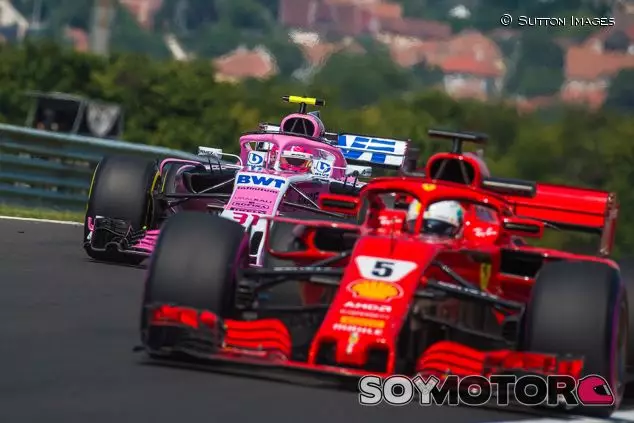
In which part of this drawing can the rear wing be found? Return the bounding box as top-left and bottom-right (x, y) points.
(482, 177), (618, 256)
(258, 124), (413, 170)
(336, 133), (410, 169)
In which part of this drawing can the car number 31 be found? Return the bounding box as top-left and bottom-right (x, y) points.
(355, 256), (418, 282)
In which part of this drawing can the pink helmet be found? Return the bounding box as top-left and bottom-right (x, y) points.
(277, 145), (313, 172)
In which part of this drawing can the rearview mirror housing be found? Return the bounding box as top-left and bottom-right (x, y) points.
(318, 193), (360, 216)
(345, 165), (372, 177)
(502, 217), (544, 238)
(198, 146), (222, 157)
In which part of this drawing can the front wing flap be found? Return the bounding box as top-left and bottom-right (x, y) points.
(85, 217), (157, 257)
(417, 340), (584, 380)
(141, 305), (584, 382)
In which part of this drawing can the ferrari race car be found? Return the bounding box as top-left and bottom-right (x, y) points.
(83, 95), (416, 266)
(138, 129), (627, 418)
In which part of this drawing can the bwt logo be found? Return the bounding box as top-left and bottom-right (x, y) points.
(236, 174), (285, 189)
(338, 135), (397, 163)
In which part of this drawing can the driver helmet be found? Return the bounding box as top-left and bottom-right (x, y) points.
(278, 145), (313, 172)
(407, 200), (464, 237)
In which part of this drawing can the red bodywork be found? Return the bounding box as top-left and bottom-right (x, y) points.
(145, 145), (618, 384)
(151, 160), (616, 384)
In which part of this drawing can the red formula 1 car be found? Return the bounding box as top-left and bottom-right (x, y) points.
(138, 130), (627, 418)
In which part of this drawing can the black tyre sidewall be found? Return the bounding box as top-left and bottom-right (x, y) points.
(617, 258), (634, 368)
(522, 260), (626, 416)
(141, 212), (248, 332)
(84, 155), (158, 239)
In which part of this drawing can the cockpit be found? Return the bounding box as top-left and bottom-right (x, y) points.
(241, 140), (338, 174)
(357, 185), (502, 244)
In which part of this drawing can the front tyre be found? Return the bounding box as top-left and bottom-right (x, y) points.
(140, 212), (248, 349)
(522, 260), (627, 418)
(84, 155), (158, 264)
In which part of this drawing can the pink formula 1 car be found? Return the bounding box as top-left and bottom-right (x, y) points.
(83, 96), (417, 268)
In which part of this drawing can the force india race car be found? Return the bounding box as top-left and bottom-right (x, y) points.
(138, 129), (628, 418)
(83, 96), (417, 266)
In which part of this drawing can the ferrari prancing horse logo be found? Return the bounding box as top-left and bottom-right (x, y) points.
(480, 263), (492, 290)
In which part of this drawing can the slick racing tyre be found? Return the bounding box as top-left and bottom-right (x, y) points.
(140, 212), (248, 350)
(617, 258), (634, 370)
(84, 155), (159, 265)
(522, 260), (627, 418)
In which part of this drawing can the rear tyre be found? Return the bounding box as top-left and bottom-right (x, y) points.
(84, 155), (158, 264)
(522, 260), (627, 418)
(140, 212), (248, 348)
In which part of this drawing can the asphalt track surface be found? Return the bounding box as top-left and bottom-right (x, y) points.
(1, 218), (632, 423)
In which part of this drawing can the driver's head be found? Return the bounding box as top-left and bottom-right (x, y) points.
(279, 145), (312, 172)
(407, 200), (464, 237)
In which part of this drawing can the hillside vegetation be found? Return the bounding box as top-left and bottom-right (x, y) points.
(0, 41), (632, 256)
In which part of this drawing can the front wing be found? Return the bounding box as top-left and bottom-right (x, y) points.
(85, 217), (157, 259)
(141, 304), (584, 382)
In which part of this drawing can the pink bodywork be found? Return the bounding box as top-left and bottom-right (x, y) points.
(88, 124), (357, 256)
(239, 132), (348, 181)
(226, 186), (279, 215)
(136, 230), (160, 252)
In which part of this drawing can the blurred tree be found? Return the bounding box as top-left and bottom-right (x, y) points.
(153, 0), (218, 33)
(605, 69), (634, 112)
(110, 3), (170, 58)
(310, 45), (415, 108)
(186, 21), (245, 57)
(504, 32), (564, 97)
(604, 30), (631, 53)
(12, 0), (92, 30)
(263, 35), (305, 78)
(0, 41), (633, 255)
(215, 0), (274, 32)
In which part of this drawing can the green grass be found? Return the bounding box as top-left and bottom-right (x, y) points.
(0, 204), (83, 222)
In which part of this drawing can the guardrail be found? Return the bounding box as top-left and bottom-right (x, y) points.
(0, 123), (202, 211)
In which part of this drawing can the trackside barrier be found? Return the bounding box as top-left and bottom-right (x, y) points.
(0, 123), (202, 211)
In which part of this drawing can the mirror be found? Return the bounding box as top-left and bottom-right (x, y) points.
(502, 217), (544, 238)
(318, 193), (360, 216)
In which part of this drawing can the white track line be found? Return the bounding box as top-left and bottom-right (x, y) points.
(0, 215), (83, 226)
(613, 409), (634, 420)
(487, 409), (634, 422)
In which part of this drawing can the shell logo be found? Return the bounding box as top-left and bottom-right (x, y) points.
(347, 280), (403, 301)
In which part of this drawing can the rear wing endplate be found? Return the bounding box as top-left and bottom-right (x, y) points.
(336, 133), (410, 169)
